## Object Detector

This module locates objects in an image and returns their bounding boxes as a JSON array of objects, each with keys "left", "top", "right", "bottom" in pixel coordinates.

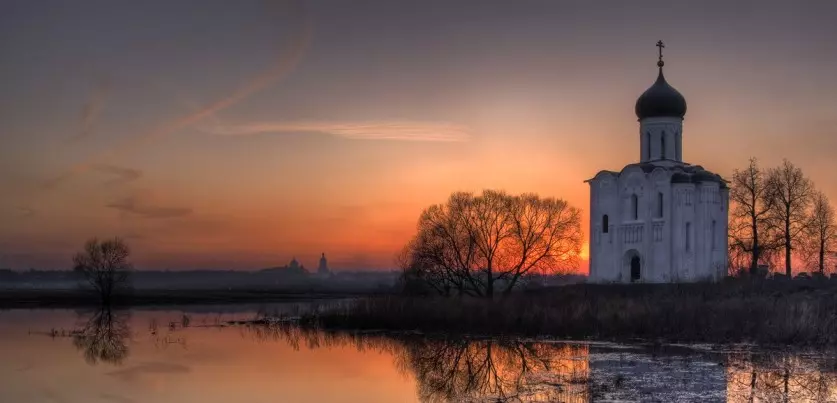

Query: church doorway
[
  {"left": 630, "top": 256, "right": 641, "bottom": 282},
  {"left": 624, "top": 250, "right": 641, "bottom": 283}
]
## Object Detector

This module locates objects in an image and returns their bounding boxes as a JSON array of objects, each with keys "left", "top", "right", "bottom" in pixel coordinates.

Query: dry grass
[{"left": 308, "top": 279, "right": 837, "bottom": 345}]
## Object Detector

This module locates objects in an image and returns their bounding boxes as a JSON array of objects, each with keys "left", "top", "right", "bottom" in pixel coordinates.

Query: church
[{"left": 586, "top": 42, "right": 729, "bottom": 283}]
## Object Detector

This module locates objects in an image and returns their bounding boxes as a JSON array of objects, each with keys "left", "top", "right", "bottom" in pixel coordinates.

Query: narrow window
[
  {"left": 602, "top": 214, "right": 609, "bottom": 233},
  {"left": 657, "top": 192, "right": 664, "bottom": 218},
  {"left": 685, "top": 222, "right": 691, "bottom": 251},
  {"left": 661, "top": 131, "right": 666, "bottom": 159},
  {"left": 631, "top": 194, "right": 638, "bottom": 220},
  {"left": 645, "top": 132, "right": 651, "bottom": 160},
  {"left": 711, "top": 220, "right": 716, "bottom": 250}
]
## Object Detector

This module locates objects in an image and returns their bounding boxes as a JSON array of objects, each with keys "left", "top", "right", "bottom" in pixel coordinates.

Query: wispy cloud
[
  {"left": 70, "top": 78, "right": 110, "bottom": 142},
  {"left": 43, "top": 163, "right": 141, "bottom": 189},
  {"left": 206, "top": 121, "right": 473, "bottom": 142},
  {"left": 17, "top": 206, "right": 35, "bottom": 218},
  {"left": 98, "top": 393, "right": 137, "bottom": 403},
  {"left": 92, "top": 164, "right": 142, "bottom": 186},
  {"left": 107, "top": 195, "right": 192, "bottom": 219},
  {"left": 44, "top": 3, "right": 313, "bottom": 187}
]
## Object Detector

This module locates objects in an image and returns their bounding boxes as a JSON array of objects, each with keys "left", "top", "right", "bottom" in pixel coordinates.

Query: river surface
[{"left": 1, "top": 304, "right": 836, "bottom": 402}]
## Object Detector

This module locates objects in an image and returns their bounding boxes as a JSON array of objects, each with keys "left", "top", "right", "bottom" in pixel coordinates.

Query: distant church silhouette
[
  {"left": 317, "top": 253, "right": 330, "bottom": 275},
  {"left": 586, "top": 41, "right": 728, "bottom": 283}
]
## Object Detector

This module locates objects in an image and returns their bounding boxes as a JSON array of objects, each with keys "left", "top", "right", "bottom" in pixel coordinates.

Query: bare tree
[
  {"left": 403, "top": 190, "right": 582, "bottom": 297},
  {"left": 802, "top": 191, "right": 837, "bottom": 275},
  {"left": 72, "top": 237, "right": 133, "bottom": 304},
  {"left": 728, "top": 158, "right": 776, "bottom": 275},
  {"left": 764, "top": 160, "right": 814, "bottom": 276}
]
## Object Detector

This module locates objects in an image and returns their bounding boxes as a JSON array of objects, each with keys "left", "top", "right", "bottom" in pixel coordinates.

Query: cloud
[
  {"left": 107, "top": 195, "right": 192, "bottom": 219},
  {"left": 206, "top": 121, "right": 473, "bottom": 142},
  {"left": 44, "top": 2, "right": 313, "bottom": 187},
  {"left": 91, "top": 164, "right": 142, "bottom": 186},
  {"left": 106, "top": 362, "right": 190, "bottom": 382},
  {"left": 69, "top": 78, "right": 110, "bottom": 142},
  {"left": 42, "top": 163, "right": 142, "bottom": 189},
  {"left": 98, "top": 393, "right": 137, "bottom": 403},
  {"left": 17, "top": 206, "right": 35, "bottom": 218}
]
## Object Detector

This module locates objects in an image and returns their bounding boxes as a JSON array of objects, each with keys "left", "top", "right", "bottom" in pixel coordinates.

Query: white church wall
[
  {"left": 618, "top": 168, "right": 646, "bottom": 282},
  {"left": 639, "top": 117, "right": 683, "bottom": 162},
  {"left": 590, "top": 172, "right": 621, "bottom": 282},
  {"left": 650, "top": 169, "right": 672, "bottom": 282},
  {"left": 671, "top": 184, "right": 696, "bottom": 281}
]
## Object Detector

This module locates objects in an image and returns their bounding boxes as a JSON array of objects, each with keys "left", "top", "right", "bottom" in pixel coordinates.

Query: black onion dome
[{"left": 635, "top": 67, "right": 687, "bottom": 120}]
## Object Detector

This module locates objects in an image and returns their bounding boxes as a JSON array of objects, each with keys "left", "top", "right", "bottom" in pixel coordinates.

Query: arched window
[
  {"left": 685, "top": 222, "right": 691, "bottom": 252},
  {"left": 661, "top": 131, "right": 666, "bottom": 159},
  {"left": 645, "top": 132, "right": 651, "bottom": 160},
  {"left": 711, "top": 220, "right": 716, "bottom": 250},
  {"left": 631, "top": 194, "right": 638, "bottom": 220},
  {"left": 602, "top": 214, "right": 609, "bottom": 233},
  {"left": 675, "top": 131, "right": 682, "bottom": 160},
  {"left": 657, "top": 192, "right": 664, "bottom": 218}
]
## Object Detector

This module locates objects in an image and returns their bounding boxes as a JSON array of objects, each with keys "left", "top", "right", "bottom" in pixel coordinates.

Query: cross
[{"left": 656, "top": 40, "right": 665, "bottom": 63}]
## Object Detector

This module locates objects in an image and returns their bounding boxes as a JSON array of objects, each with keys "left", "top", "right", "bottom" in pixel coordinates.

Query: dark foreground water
[{"left": 1, "top": 305, "right": 836, "bottom": 403}]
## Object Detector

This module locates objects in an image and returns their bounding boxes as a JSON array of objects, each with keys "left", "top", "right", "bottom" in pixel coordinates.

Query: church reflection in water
[{"left": 244, "top": 323, "right": 837, "bottom": 402}]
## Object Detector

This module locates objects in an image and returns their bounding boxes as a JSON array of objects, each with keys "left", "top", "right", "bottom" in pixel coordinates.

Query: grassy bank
[
  {"left": 305, "top": 279, "right": 837, "bottom": 345},
  {"left": 0, "top": 288, "right": 376, "bottom": 308}
]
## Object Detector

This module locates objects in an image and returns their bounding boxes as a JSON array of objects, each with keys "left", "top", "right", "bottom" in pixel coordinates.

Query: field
[{"left": 303, "top": 279, "right": 837, "bottom": 345}]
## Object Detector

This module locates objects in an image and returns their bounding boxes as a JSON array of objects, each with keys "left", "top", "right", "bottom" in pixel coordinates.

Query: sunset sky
[{"left": 2, "top": 0, "right": 837, "bottom": 271}]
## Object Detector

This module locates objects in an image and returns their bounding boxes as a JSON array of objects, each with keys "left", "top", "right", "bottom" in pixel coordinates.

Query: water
[{"left": 1, "top": 306, "right": 836, "bottom": 402}]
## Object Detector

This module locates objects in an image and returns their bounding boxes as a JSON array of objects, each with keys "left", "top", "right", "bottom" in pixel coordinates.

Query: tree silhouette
[
  {"left": 764, "top": 160, "right": 814, "bottom": 276},
  {"left": 72, "top": 237, "right": 133, "bottom": 304},
  {"left": 802, "top": 191, "right": 837, "bottom": 275},
  {"left": 401, "top": 190, "right": 582, "bottom": 297},
  {"left": 729, "top": 158, "right": 778, "bottom": 275}
]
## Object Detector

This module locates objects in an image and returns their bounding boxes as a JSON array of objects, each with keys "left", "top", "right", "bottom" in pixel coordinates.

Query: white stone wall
[
  {"left": 639, "top": 117, "right": 684, "bottom": 162},
  {"left": 588, "top": 167, "right": 729, "bottom": 283}
]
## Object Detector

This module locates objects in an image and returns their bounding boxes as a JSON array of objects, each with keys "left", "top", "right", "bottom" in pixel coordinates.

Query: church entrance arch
[{"left": 623, "top": 250, "right": 642, "bottom": 282}]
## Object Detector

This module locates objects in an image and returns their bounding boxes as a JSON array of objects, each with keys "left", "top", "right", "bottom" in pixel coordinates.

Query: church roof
[
  {"left": 670, "top": 165, "right": 727, "bottom": 188},
  {"left": 586, "top": 162, "right": 726, "bottom": 188},
  {"left": 635, "top": 42, "right": 687, "bottom": 120}
]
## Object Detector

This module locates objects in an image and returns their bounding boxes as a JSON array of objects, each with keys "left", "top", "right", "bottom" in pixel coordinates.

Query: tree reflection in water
[
  {"left": 245, "top": 323, "right": 837, "bottom": 402},
  {"left": 244, "top": 324, "right": 589, "bottom": 402},
  {"left": 726, "top": 351, "right": 837, "bottom": 402},
  {"left": 72, "top": 307, "right": 131, "bottom": 365}
]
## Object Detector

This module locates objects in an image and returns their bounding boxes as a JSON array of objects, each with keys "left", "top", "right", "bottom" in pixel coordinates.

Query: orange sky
[{"left": 2, "top": 1, "right": 837, "bottom": 271}]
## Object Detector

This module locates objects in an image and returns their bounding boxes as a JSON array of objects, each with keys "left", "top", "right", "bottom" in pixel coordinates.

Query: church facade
[{"left": 586, "top": 42, "right": 729, "bottom": 283}]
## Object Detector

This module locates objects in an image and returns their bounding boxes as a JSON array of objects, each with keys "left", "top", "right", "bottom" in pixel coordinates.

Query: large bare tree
[
  {"left": 764, "top": 160, "right": 814, "bottom": 276},
  {"left": 729, "top": 158, "right": 776, "bottom": 275},
  {"left": 401, "top": 190, "right": 582, "bottom": 297},
  {"left": 72, "top": 237, "right": 133, "bottom": 304},
  {"left": 803, "top": 191, "right": 837, "bottom": 275}
]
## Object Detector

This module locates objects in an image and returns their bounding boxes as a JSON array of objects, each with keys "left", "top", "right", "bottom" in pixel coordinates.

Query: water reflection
[
  {"left": 245, "top": 324, "right": 589, "bottom": 402},
  {"left": 12, "top": 309, "right": 837, "bottom": 402},
  {"left": 727, "top": 352, "right": 837, "bottom": 402},
  {"left": 72, "top": 308, "right": 131, "bottom": 365},
  {"left": 242, "top": 323, "right": 837, "bottom": 403}
]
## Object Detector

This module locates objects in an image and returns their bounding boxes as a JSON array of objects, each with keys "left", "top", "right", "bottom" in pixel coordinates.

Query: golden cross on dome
[{"left": 656, "top": 40, "right": 665, "bottom": 67}]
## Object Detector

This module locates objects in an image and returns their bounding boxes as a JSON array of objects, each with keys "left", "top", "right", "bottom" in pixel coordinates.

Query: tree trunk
[
  {"left": 751, "top": 218, "right": 760, "bottom": 275},
  {"left": 820, "top": 239, "right": 826, "bottom": 275},
  {"left": 785, "top": 210, "right": 792, "bottom": 277}
]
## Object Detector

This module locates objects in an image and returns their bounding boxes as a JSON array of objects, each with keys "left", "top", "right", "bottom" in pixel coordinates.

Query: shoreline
[{"left": 0, "top": 288, "right": 378, "bottom": 309}]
